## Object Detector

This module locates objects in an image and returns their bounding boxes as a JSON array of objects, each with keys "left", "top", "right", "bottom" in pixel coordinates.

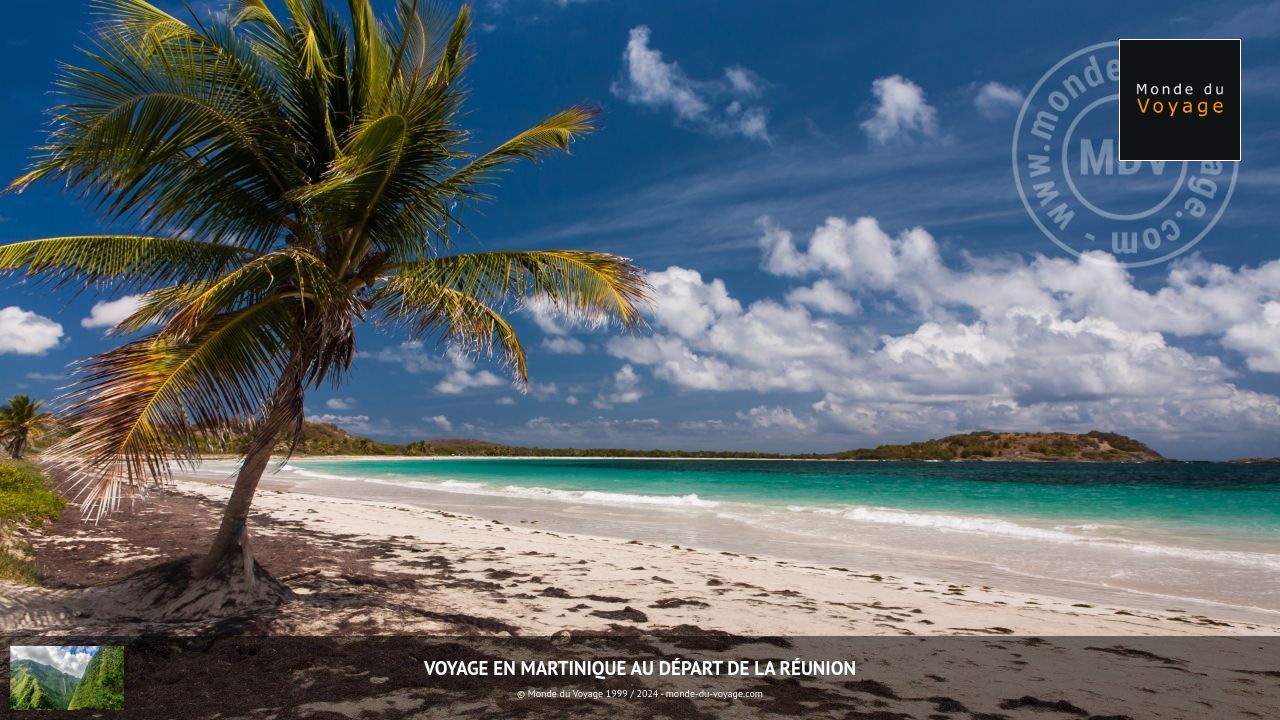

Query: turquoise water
[
  {"left": 286, "top": 458, "right": 1280, "bottom": 545},
  {"left": 238, "top": 457, "right": 1280, "bottom": 611}
]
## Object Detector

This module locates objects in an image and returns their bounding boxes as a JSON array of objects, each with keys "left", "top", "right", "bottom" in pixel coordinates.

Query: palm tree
[
  {"left": 0, "top": 0, "right": 648, "bottom": 583},
  {"left": 0, "top": 395, "right": 55, "bottom": 459}
]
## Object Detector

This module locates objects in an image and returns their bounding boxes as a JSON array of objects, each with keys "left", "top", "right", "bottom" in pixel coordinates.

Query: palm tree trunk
[
  {"left": 192, "top": 348, "right": 307, "bottom": 579},
  {"left": 11, "top": 431, "right": 26, "bottom": 459}
]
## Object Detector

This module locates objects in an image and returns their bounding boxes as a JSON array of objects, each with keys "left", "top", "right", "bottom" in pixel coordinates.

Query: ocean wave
[
  {"left": 275, "top": 463, "right": 718, "bottom": 508},
  {"left": 783, "top": 504, "right": 1280, "bottom": 570},
  {"left": 261, "top": 462, "right": 1276, "bottom": 569},
  {"left": 496, "top": 484, "right": 718, "bottom": 508}
]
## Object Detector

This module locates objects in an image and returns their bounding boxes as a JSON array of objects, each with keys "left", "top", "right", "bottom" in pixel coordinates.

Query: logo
[{"left": 1013, "top": 42, "right": 1238, "bottom": 268}]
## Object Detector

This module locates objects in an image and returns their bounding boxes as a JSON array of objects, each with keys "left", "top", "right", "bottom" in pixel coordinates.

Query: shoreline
[
  {"left": 6, "top": 466, "right": 1275, "bottom": 637},
  {"left": 231, "top": 457, "right": 1280, "bottom": 617},
  {"left": 170, "top": 468, "right": 1280, "bottom": 634}
]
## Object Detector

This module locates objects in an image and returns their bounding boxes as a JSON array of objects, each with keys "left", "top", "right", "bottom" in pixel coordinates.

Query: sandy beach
[{"left": 4, "top": 467, "right": 1275, "bottom": 637}]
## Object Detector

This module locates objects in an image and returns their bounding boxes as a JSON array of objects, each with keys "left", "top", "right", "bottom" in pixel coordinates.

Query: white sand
[{"left": 179, "top": 474, "right": 1280, "bottom": 636}]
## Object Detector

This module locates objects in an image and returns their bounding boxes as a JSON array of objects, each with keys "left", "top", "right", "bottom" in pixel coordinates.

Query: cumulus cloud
[
  {"left": 974, "top": 81, "right": 1025, "bottom": 119},
  {"left": 1222, "top": 302, "right": 1280, "bottom": 371},
  {"left": 0, "top": 306, "right": 63, "bottom": 355},
  {"left": 325, "top": 397, "right": 356, "bottom": 411},
  {"left": 542, "top": 336, "right": 586, "bottom": 354},
  {"left": 736, "top": 405, "right": 816, "bottom": 431},
  {"left": 594, "top": 364, "right": 644, "bottom": 408},
  {"left": 612, "top": 25, "right": 771, "bottom": 141},
  {"left": 425, "top": 414, "right": 453, "bottom": 432},
  {"left": 365, "top": 342, "right": 508, "bottom": 394},
  {"left": 608, "top": 216, "right": 1280, "bottom": 449},
  {"left": 364, "top": 340, "right": 445, "bottom": 374},
  {"left": 525, "top": 297, "right": 596, "bottom": 354},
  {"left": 10, "top": 646, "right": 97, "bottom": 679},
  {"left": 785, "top": 279, "right": 859, "bottom": 315},
  {"left": 435, "top": 351, "right": 506, "bottom": 394},
  {"left": 80, "top": 294, "right": 143, "bottom": 329},
  {"left": 861, "top": 75, "right": 938, "bottom": 143}
]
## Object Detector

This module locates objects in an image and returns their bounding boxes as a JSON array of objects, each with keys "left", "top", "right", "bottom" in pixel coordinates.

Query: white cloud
[
  {"left": 736, "top": 405, "right": 816, "bottom": 431},
  {"left": 435, "top": 350, "right": 506, "bottom": 394},
  {"left": 80, "top": 294, "right": 143, "bottom": 329},
  {"left": 523, "top": 415, "right": 663, "bottom": 443},
  {"left": 974, "top": 81, "right": 1024, "bottom": 119},
  {"left": 0, "top": 306, "right": 63, "bottom": 355},
  {"left": 608, "top": 217, "right": 1280, "bottom": 449},
  {"left": 612, "top": 25, "right": 771, "bottom": 142},
  {"left": 724, "top": 66, "right": 762, "bottom": 96},
  {"left": 593, "top": 364, "right": 644, "bottom": 408},
  {"left": 496, "top": 396, "right": 517, "bottom": 405},
  {"left": 305, "top": 412, "right": 416, "bottom": 438},
  {"left": 425, "top": 414, "right": 453, "bottom": 432},
  {"left": 25, "top": 372, "right": 64, "bottom": 381},
  {"left": 785, "top": 279, "right": 858, "bottom": 315},
  {"left": 308, "top": 413, "right": 370, "bottom": 427},
  {"left": 530, "top": 382, "right": 560, "bottom": 401},
  {"left": 325, "top": 397, "right": 356, "bottom": 411},
  {"left": 861, "top": 75, "right": 938, "bottom": 143},
  {"left": 1223, "top": 301, "right": 1280, "bottom": 371},
  {"left": 366, "top": 342, "right": 509, "bottom": 394},
  {"left": 10, "top": 646, "right": 97, "bottom": 678},
  {"left": 364, "top": 340, "right": 445, "bottom": 374},
  {"left": 525, "top": 297, "right": 595, "bottom": 355},
  {"left": 543, "top": 336, "right": 586, "bottom": 354}
]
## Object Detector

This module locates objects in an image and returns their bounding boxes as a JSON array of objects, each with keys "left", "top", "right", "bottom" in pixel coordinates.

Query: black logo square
[{"left": 1119, "top": 39, "right": 1240, "bottom": 161}]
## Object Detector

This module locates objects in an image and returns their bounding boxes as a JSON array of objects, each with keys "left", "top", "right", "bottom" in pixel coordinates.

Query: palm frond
[
  {"left": 11, "top": 1, "right": 301, "bottom": 248},
  {"left": 374, "top": 250, "right": 648, "bottom": 382},
  {"left": 439, "top": 104, "right": 600, "bottom": 199},
  {"left": 389, "top": 250, "right": 648, "bottom": 324},
  {"left": 0, "top": 235, "right": 256, "bottom": 292},
  {"left": 377, "top": 282, "right": 527, "bottom": 381},
  {"left": 51, "top": 299, "right": 299, "bottom": 517},
  {"left": 153, "top": 247, "right": 354, "bottom": 340}
]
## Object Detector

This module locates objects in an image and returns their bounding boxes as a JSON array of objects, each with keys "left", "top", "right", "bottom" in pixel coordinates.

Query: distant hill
[
  {"left": 197, "top": 423, "right": 1163, "bottom": 462},
  {"left": 200, "top": 422, "right": 790, "bottom": 458},
  {"left": 834, "top": 431, "right": 1164, "bottom": 462},
  {"left": 66, "top": 646, "right": 124, "bottom": 711},
  {"left": 9, "top": 659, "right": 78, "bottom": 710}
]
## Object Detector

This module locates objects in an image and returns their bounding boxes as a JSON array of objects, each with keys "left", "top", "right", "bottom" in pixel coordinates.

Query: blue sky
[
  {"left": 10, "top": 645, "right": 99, "bottom": 678},
  {"left": 3, "top": 1, "right": 1280, "bottom": 459}
]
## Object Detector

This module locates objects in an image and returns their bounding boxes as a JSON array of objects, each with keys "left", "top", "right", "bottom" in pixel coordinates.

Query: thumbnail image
[{"left": 9, "top": 645, "right": 123, "bottom": 711}]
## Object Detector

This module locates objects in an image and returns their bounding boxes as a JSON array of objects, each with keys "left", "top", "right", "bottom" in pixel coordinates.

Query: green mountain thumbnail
[
  {"left": 66, "top": 646, "right": 124, "bottom": 710},
  {"left": 9, "top": 659, "right": 78, "bottom": 710}
]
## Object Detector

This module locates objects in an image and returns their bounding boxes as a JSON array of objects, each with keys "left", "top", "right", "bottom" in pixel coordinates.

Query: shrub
[{"left": 0, "top": 461, "right": 64, "bottom": 583}]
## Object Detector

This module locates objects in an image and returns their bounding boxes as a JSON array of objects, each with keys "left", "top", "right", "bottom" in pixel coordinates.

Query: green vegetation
[
  {"left": 835, "top": 431, "right": 1163, "bottom": 462},
  {"left": 201, "top": 422, "right": 793, "bottom": 458},
  {"left": 0, "top": 461, "right": 65, "bottom": 583},
  {"left": 0, "top": 0, "right": 648, "bottom": 581},
  {"left": 201, "top": 423, "right": 1164, "bottom": 462},
  {"left": 9, "top": 660, "right": 78, "bottom": 710},
  {"left": 0, "top": 395, "right": 55, "bottom": 459},
  {"left": 67, "top": 646, "right": 125, "bottom": 710}
]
